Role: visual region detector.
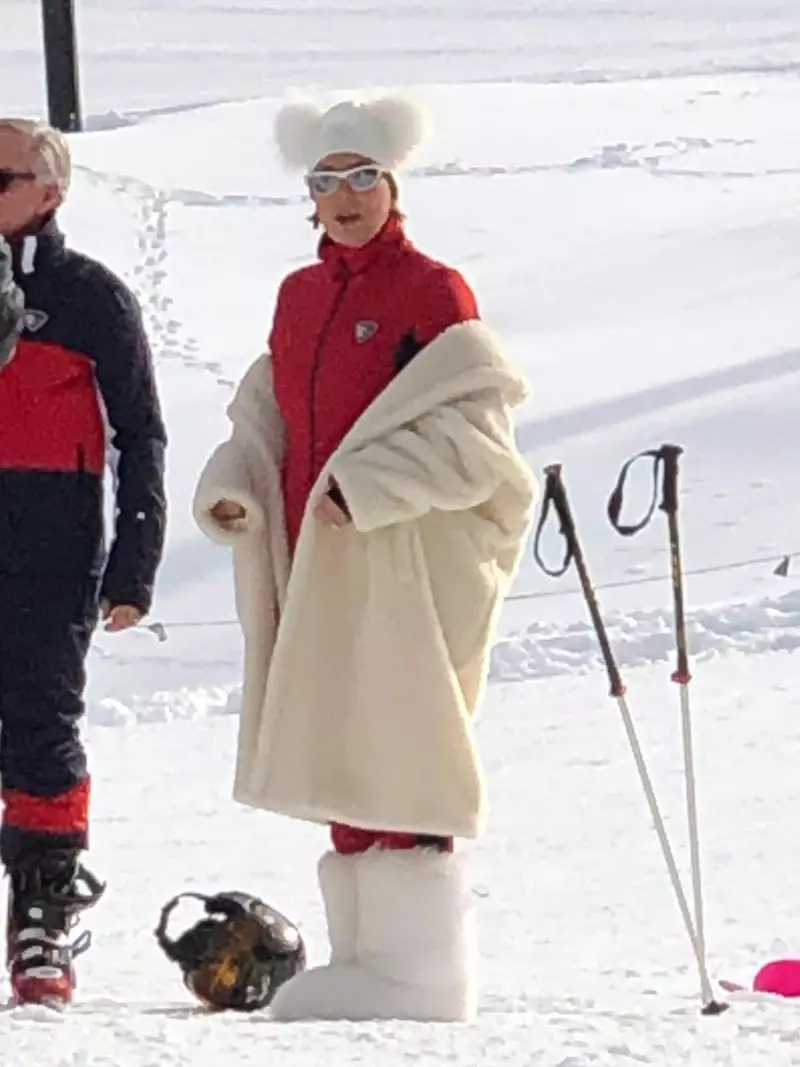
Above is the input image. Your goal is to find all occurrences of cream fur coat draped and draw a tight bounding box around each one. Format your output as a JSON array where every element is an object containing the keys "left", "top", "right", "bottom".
[{"left": 193, "top": 320, "right": 537, "bottom": 839}]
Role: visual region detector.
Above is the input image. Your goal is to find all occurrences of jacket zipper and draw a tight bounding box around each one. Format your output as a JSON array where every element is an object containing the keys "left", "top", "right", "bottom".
[{"left": 308, "top": 275, "right": 351, "bottom": 488}]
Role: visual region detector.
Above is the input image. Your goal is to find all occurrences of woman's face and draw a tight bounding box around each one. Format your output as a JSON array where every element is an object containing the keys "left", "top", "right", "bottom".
[{"left": 307, "top": 152, "right": 392, "bottom": 248}]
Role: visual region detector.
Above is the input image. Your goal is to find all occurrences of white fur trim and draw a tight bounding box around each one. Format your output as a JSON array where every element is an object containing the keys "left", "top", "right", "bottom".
[{"left": 274, "top": 94, "right": 430, "bottom": 172}]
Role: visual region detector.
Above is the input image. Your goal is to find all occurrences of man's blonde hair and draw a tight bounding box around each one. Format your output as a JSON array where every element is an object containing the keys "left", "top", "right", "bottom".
[{"left": 0, "top": 118, "right": 72, "bottom": 194}]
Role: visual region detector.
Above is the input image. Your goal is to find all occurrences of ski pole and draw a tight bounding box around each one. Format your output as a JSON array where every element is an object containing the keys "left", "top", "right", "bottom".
[
  {"left": 533, "top": 462, "right": 727, "bottom": 1015},
  {"left": 607, "top": 444, "right": 726, "bottom": 1015}
]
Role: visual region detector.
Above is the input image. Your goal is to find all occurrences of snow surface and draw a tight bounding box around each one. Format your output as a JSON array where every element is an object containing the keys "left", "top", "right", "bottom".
[{"left": 3, "top": 2, "right": 800, "bottom": 1062}]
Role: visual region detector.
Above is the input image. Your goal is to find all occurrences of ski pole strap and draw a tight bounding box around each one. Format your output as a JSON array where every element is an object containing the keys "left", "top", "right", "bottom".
[
  {"left": 532, "top": 463, "right": 577, "bottom": 577},
  {"left": 607, "top": 443, "right": 683, "bottom": 537}
]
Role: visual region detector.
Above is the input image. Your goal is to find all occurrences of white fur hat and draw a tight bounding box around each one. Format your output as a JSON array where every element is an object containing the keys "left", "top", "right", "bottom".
[{"left": 274, "top": 94, "right": 430, "bottom": 173}]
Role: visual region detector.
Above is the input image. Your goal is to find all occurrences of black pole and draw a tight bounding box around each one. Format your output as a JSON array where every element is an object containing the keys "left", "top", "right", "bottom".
[{"left": 40, "top": 0, "right": 82, "bottom": 132}]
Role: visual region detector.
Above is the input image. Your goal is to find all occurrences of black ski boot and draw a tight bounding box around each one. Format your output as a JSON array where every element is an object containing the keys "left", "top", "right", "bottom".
[{"left": 6, "top": 849, "right": 105, "bottom": 1009}]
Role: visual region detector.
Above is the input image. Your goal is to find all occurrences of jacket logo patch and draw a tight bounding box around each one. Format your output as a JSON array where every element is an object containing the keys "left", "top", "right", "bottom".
[
  {"left": 23, "top": 309, "right": 49, "bottom": 333},
  {"left": 354, "top": 320, "right": 378, "bottom": 343}
]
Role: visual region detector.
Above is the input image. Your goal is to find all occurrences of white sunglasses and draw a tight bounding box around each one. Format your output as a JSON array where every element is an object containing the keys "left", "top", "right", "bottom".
[{"left": 305, "top": 164, "right": 384, "bottom": 197}]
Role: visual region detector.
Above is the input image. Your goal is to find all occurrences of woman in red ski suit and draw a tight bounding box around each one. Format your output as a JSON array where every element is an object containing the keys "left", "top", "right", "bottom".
[
  {"left": 199, "top": 94, "right": 535, "bottom": 1024},
  {"left": 216, "top": 113, "right": 477, "bottom": 858}
]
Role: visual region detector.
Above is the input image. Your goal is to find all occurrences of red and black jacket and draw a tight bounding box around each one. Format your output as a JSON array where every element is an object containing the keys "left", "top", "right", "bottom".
[{"left": 0, "top": 217, "right": 167, "bottom": 614}]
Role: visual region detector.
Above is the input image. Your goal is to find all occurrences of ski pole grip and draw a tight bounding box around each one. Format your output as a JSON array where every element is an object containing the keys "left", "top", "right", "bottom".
[
  {"left": 658, "top": 443, "right": 683, "bottom": 517},
  {"left": 543, "top": 463, "right": 565, "bottom": 512},
  {"left": 544, "top": 463, "right": 574, "bottom": 536}
]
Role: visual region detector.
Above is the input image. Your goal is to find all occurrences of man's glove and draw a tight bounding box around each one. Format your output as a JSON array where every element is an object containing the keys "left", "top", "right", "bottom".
[{"left": 0, "top": 236, "right": 24, "bottom": 369}]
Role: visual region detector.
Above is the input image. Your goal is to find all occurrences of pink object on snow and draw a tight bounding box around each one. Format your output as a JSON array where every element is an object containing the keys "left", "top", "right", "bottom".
[{"left": 753, "top": 959, "right": 800, "bottom": 998}]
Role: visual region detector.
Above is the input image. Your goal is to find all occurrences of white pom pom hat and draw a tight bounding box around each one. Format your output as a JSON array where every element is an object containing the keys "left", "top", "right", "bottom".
[{"left": 274, "top": 94, "right": 430, "bottom": 173}]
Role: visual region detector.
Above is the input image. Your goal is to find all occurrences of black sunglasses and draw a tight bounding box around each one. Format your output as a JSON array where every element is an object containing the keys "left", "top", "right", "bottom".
[{"left": 0, "top": 169, "right": 37, "bottom": 194}]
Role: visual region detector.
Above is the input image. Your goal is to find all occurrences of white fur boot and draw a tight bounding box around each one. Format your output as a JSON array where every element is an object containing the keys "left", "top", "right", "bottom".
[{"left": 270, "top": 846, "right": 478, "bottom": 1022}]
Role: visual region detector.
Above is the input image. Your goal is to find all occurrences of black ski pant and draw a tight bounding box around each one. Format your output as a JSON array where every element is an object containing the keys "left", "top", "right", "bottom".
[{"left": 0, "top": 574, "right": 99, "bottom": 869}]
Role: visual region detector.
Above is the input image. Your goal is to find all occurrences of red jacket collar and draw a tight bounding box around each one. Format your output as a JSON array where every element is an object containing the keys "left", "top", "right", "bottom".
[{"left": 318, "top": 216, "right": 407, "bottom": 279}]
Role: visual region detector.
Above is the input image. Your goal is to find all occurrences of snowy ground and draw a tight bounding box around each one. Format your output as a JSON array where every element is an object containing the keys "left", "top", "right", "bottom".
[
  {"left": 3, "top": 2, "right": 800, "bottom": 1063},
  {"left": 7, "top": 655, "right": 800, "bottom": 1064}
]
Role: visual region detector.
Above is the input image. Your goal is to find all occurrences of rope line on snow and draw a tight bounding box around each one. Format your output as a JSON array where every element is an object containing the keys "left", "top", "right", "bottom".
[
  {"left": 507, "top": 546, "right": 797, "bottom": 602},
  {"left": 139, "top": 544, "right": 798, "bottom": 639}
]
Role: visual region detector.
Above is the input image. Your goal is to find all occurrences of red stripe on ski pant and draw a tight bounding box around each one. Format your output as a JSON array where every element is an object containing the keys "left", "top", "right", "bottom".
[{"left": 2, "top": 779, "right": 90, "bottom": 836}]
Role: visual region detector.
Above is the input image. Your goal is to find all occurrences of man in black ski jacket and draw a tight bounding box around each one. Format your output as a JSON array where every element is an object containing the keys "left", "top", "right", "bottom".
[
  {"left": 0, "top": 235, "right": 23, "bottom": 366},
  {"left": 0, "top": 118, "right": 167, "bottom": 1007}
]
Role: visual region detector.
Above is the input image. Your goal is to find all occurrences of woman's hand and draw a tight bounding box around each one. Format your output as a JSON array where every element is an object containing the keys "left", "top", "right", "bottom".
[
  {"left": 314, "top": 482, "right": 351, "bottom": 528},
  {"left": 212, "top": 499, "right": 246, "bottom": 530}
]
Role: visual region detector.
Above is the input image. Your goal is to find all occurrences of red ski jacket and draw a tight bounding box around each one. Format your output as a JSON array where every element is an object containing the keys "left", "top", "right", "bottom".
[{"left": 270, "top": 217, "right": 479, "bottom": 547}]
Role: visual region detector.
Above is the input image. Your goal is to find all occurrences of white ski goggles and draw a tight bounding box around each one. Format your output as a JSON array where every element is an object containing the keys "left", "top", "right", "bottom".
[{"left": 305, "top": 164, "right": 384, "bottom": 197}]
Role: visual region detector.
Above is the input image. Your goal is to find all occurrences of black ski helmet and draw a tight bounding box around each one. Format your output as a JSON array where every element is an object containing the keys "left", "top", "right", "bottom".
[{"left": 155, "top": 890, "right": 306, "bottom": 1011}]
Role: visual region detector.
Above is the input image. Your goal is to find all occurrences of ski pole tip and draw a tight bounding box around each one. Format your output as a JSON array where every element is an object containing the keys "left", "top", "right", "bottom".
[{"left": 700, "top": 999, "right": 729, "bottom": 1017}]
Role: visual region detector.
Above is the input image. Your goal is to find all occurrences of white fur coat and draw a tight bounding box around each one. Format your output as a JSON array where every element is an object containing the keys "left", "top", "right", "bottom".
[{"left": 193, "top": 320, "right": 537, "bottom": 838}]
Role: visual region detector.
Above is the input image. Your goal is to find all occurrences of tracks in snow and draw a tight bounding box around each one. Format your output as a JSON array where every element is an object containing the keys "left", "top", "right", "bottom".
[
  {"left": 79, "top": 168, "right": 236, "bottom": 390},
  {"left": 74, "top": 131, "right": 789, "bottom": 220}
]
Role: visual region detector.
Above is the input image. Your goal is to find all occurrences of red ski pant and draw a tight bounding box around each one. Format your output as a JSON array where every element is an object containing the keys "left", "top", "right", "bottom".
[{"left": 330, "top": 823, "right": 453, "bottom": 854}]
